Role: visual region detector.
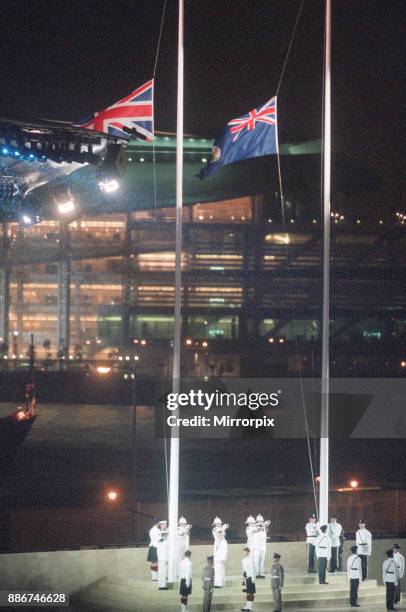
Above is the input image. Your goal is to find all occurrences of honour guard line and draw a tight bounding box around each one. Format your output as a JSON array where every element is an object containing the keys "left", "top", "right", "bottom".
[{"left": 146, "top": 513, "right": 402, "bottom": 611}]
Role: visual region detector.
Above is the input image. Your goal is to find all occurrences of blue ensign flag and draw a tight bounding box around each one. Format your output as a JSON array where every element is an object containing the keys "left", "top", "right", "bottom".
[{"left": 199, "top": 96, "right": 278, "bottom": 179}]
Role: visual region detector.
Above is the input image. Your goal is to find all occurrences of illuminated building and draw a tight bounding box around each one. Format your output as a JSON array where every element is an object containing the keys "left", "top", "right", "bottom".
[{"left": 0, "top": 135, "right": 405, "bottom": 376}]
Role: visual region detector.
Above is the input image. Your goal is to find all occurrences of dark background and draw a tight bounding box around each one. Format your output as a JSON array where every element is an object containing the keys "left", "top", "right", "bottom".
[{"left": 0, "top": 0, "right": 404, "bottom": 201}]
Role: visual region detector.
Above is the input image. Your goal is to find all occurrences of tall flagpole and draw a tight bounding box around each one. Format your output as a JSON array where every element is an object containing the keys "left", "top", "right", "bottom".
[
  {"left": 168, "top": 0, "right": 184, "bottom": 584},
  {"left": 319, "top": 0, "right": 331, "bottom": 526}
]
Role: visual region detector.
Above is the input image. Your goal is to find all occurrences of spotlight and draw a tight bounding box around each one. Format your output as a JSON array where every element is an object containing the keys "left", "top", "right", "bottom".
[
  {"left": 18, "top": 195, "right": 42, "bottom": 226},
  {"left": 97, "top": 144, "right": 127, "bottom": 193},
  {"left": 52, "top": 184, "right": 77, "bottom": 215},
  {"left": 98, "top": 178, "right": 120, "bottom": 193}
]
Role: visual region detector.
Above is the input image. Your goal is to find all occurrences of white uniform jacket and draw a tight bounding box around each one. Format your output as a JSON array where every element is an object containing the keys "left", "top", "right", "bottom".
[
  {"left": 157, "top": 537, "right": 169, "bottom": 562},
  {"left": 149, "top": 525, "right": 161, "bottom": 547},
  {"left": 179, "top": 557, "right": 192, "bottom": 587},
  {"left": 315, "top": 533, "right": 331, "bottom": 560},
  {"left": 305, "top": 522, "right": 319, "bottom": 544},
  {"left": 242, "top": 556, "right": 255, "bottom": 581},
  {"left": 328, "top": 522, "right": 342, "bottom": 547},
  {"left": 383, "top": 558, "right": 398, "bottom": 585},
  {"left": 246, "top": 525, "right": 256, "bottom": 549},
  {"left": 214, "top": 538, "right": 228, "bottom": 562},
  {"left": 356, "top": 528, "right": 372, "bottom": 556},
  {"left": 259, "top": 526, "right": 268, "bottom": 552},
  {"left": 250, "top": 528, "right": 262, "bottom": 552},
  {"left": 347, "top": 554, "right": 362, "bottom": 580},
  {"left": 394, "top": 551, "right": 405, "bottom": 579}
]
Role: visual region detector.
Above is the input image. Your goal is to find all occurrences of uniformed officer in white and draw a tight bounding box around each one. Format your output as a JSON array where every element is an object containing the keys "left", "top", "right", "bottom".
[
  {"left": 179, "top": 550, "right": 193, "bottom": 612},
  {"left": 328, "top": 514, "right": 342, "bottom": 573},
  {"left": 157, "top": 528, "right": 169, "bottom": 590},
  {"left": 383, "top": 548, "right": 398, "bottom": 611},
  {"left": 355, "top": 519, "right": 372, "bottom": 581},
  {"left": 241, "top": 546, "right": 256, "bottom": 611},
  {"left": 393, "top": 543, "right": 405, "bottom": 605},
  {"left": 315, "top": 525, "right": 331, "bottom": 585},
  {"left": 305, "top": 514, "right": 319, "bottom": 572},
  {"left": 147, "top": 520, "right": 162, "bottom": 581},
  {"left": 213, "top": 529, "right": 228, "bottom": 588},
  {"left": 177, "top": 516, "right": 191, "bottom": 569},
  {"left": 252, "top": 514, "right": 269, "bottom": 578},
  {"left": 245, "top": 515, "right": 256, "bottom": 549},
  {"left": 347, "top": 544, "right": 362, "bottom": 608}
]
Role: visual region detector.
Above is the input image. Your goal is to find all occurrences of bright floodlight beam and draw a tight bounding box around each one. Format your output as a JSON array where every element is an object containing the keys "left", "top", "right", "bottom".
[
  {"left": 97, "top": 143, "right": 128, "bottom": 194},
  {"left": 98, "top": 178, "right": 120, "bottom": 193},
  {"left": 52, "top": 184, "right": 77, "bottom": 215}
]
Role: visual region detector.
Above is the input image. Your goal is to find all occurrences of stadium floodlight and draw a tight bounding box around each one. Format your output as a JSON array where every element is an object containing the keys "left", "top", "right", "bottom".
[
  {"left": 52, "top": 184, "right": 77, "bottom": 215},
  {"left": 97, "top": 143, "right": 127, "bottom": 194},
  {"left": 98, "top": 178, "right": 120, "bottom": 193}
]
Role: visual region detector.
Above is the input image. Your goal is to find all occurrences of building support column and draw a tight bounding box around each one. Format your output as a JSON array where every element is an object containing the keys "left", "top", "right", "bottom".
[
  {"left": 0, "top": 267, "right": 10, "bottom": 351},
  {"left": 121, "top": 214, "right": 132, "bottom": 345},
  {"left": 57, "top": 222, "right": 71, "bottom": 361}
]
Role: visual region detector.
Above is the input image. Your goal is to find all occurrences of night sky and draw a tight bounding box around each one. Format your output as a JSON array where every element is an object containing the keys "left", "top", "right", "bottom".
[{"left": 0, "top": 0, "right": 404, "bottom": 199}]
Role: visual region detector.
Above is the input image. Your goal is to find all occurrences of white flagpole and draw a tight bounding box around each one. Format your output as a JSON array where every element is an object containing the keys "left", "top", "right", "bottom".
[
  {"left": 168, "top": 0, "right": 184, "bottom": 585},
  {"left": 319, "top": 0, "right": 331, "bottom": 525}
]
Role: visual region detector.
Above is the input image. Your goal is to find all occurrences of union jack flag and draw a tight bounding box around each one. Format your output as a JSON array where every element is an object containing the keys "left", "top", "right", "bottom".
[
  {"left": 228, "top": 96, "right": 277, "bottom": 142},
  {"left": 199, "top": 95, "right": 278, "bottom": 179},
  {"left": 80, "top": 79, "right": 154, "bottom": 141}
]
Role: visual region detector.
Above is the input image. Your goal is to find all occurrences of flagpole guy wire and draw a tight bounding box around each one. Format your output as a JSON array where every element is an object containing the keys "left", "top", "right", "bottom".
[
  {"left": 152, "top": 0, "right": 168, "bottom": 214},
  {"left": 273, "top": 0, "right": 319, "bottom": 510}
]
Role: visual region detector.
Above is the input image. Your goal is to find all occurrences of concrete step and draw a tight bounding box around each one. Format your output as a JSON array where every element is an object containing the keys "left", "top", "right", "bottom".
[
  {"left": 73, "top": 578, "right": 386, "bottom": 612},
  {"left": 97, "top": 577, "right": 381, "bottom": 598}
]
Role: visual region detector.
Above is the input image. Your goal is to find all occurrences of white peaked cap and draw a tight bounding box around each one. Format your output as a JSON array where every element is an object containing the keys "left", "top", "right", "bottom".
[
  {"left": 178, "top": 516, "right": 187, "bottom": 524},
  {"left": 245, "top": 515, "right": 256, "bottom": 524},
  {"left": 256, "top": 514, "right": 264, "bottom": 522},
  {"left": 212, "top": 516, "right": 222, "bottom": 525},
  {"left": 159, "top": 520, "right": 167, "bottom": 525}
]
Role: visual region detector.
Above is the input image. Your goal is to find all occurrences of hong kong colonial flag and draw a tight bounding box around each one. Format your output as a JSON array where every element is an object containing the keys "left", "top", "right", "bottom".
[{"left": 199, "top": 96, "right": 278, "bottom": 179}]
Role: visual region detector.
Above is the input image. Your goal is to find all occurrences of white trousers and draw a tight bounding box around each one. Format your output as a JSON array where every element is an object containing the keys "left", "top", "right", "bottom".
[
  {"left": 158, "top": 561, "right": 168, "bottom": 588},
  {"left": 214, "top": 561, "right": 226, "bottom": 587},
  {"left": 253, "top": 549, "right": 266, "bottom": 576}
]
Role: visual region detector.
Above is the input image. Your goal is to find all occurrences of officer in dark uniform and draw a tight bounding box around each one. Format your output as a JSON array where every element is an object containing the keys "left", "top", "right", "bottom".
[
  {"left": 202, "top": 555, "right": 214, "bottom": 612},
  {"left": 271, "top": 552, "right": 284, "bottom": 612}
]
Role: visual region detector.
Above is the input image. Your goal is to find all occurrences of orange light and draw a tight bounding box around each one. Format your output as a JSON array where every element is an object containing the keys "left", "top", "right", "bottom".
[
  {"left": 140, "top": 339, "right": 147, "bottom": 346},
  {"left": 185, "top": 339, "right": 192, "bottom": 346},
  {"left": 350, "top": 480, "right": 359, "bottom": 489},
  {"left": 401, "top": 361, "right": 406, "bottom": 368},
  {"left": 202, "top": 341, "right": 208, "bottom": 348},
  {"left": 279, "top": 338, "right": 285, "bottom": 344},
  {"left": 96, "top": 366, "right": 112, "bottom": 375},
  {"left": 268, "top": 337, "right": 274, "bottom": 344},
  {"left": 107, "top": 490, "right": 118, "bottom": 501}
]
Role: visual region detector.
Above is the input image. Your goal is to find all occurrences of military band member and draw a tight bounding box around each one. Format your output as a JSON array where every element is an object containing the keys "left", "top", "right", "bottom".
[
  {"left": 271, "top": 552, "right": 284, "bottom": 612},
  {"left": 178, "top": 516, "right": 192, "bottom": 566},
  {"left": 355, "top": 519, "right": 372, "bottom": 581},
  {"left": 213, "top": 525, "right": 228, "bottom": 588},
  {"left": 315, "top": 525, "right": 331, "bottom": 585},
  {"left": 328, "top": 514, "right": 342, "bottom": 573},
  {"left": 147, "top": 519, "right": 161, "bottom": 581},
  {"left": 157, "top": 528, "right": 169, "bottom": 590},
  {"left": 245, "top": 515, "right": 256, "bottom": 549},
  {"left": 383, "top": 549, "right": 398, "bottom": 611},
  {"left": 179, "top": 550, "right": 192, "bottom": 612},
  {"left": 252, "top": 514, "right": 270, "bottom": 578},
  {"left": 202, "top": 555, "right": 214, "bottom": 612},
  {"left": 393, "top": 543, "right": 405, "bottom": 604},
  {"left": 305, "top": 514, "right": 319, "bottom": 572},
  {"left": 347, "top": 545, "right": 362, "bottom": 608},
  {"left": 241, "top": 546, "right": 256, "bottom": 611}
]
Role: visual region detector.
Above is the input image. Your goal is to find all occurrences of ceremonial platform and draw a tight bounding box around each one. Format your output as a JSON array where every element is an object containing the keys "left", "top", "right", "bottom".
[{"left": 72, "top": 571, "right": 387, "bottom": 611}]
